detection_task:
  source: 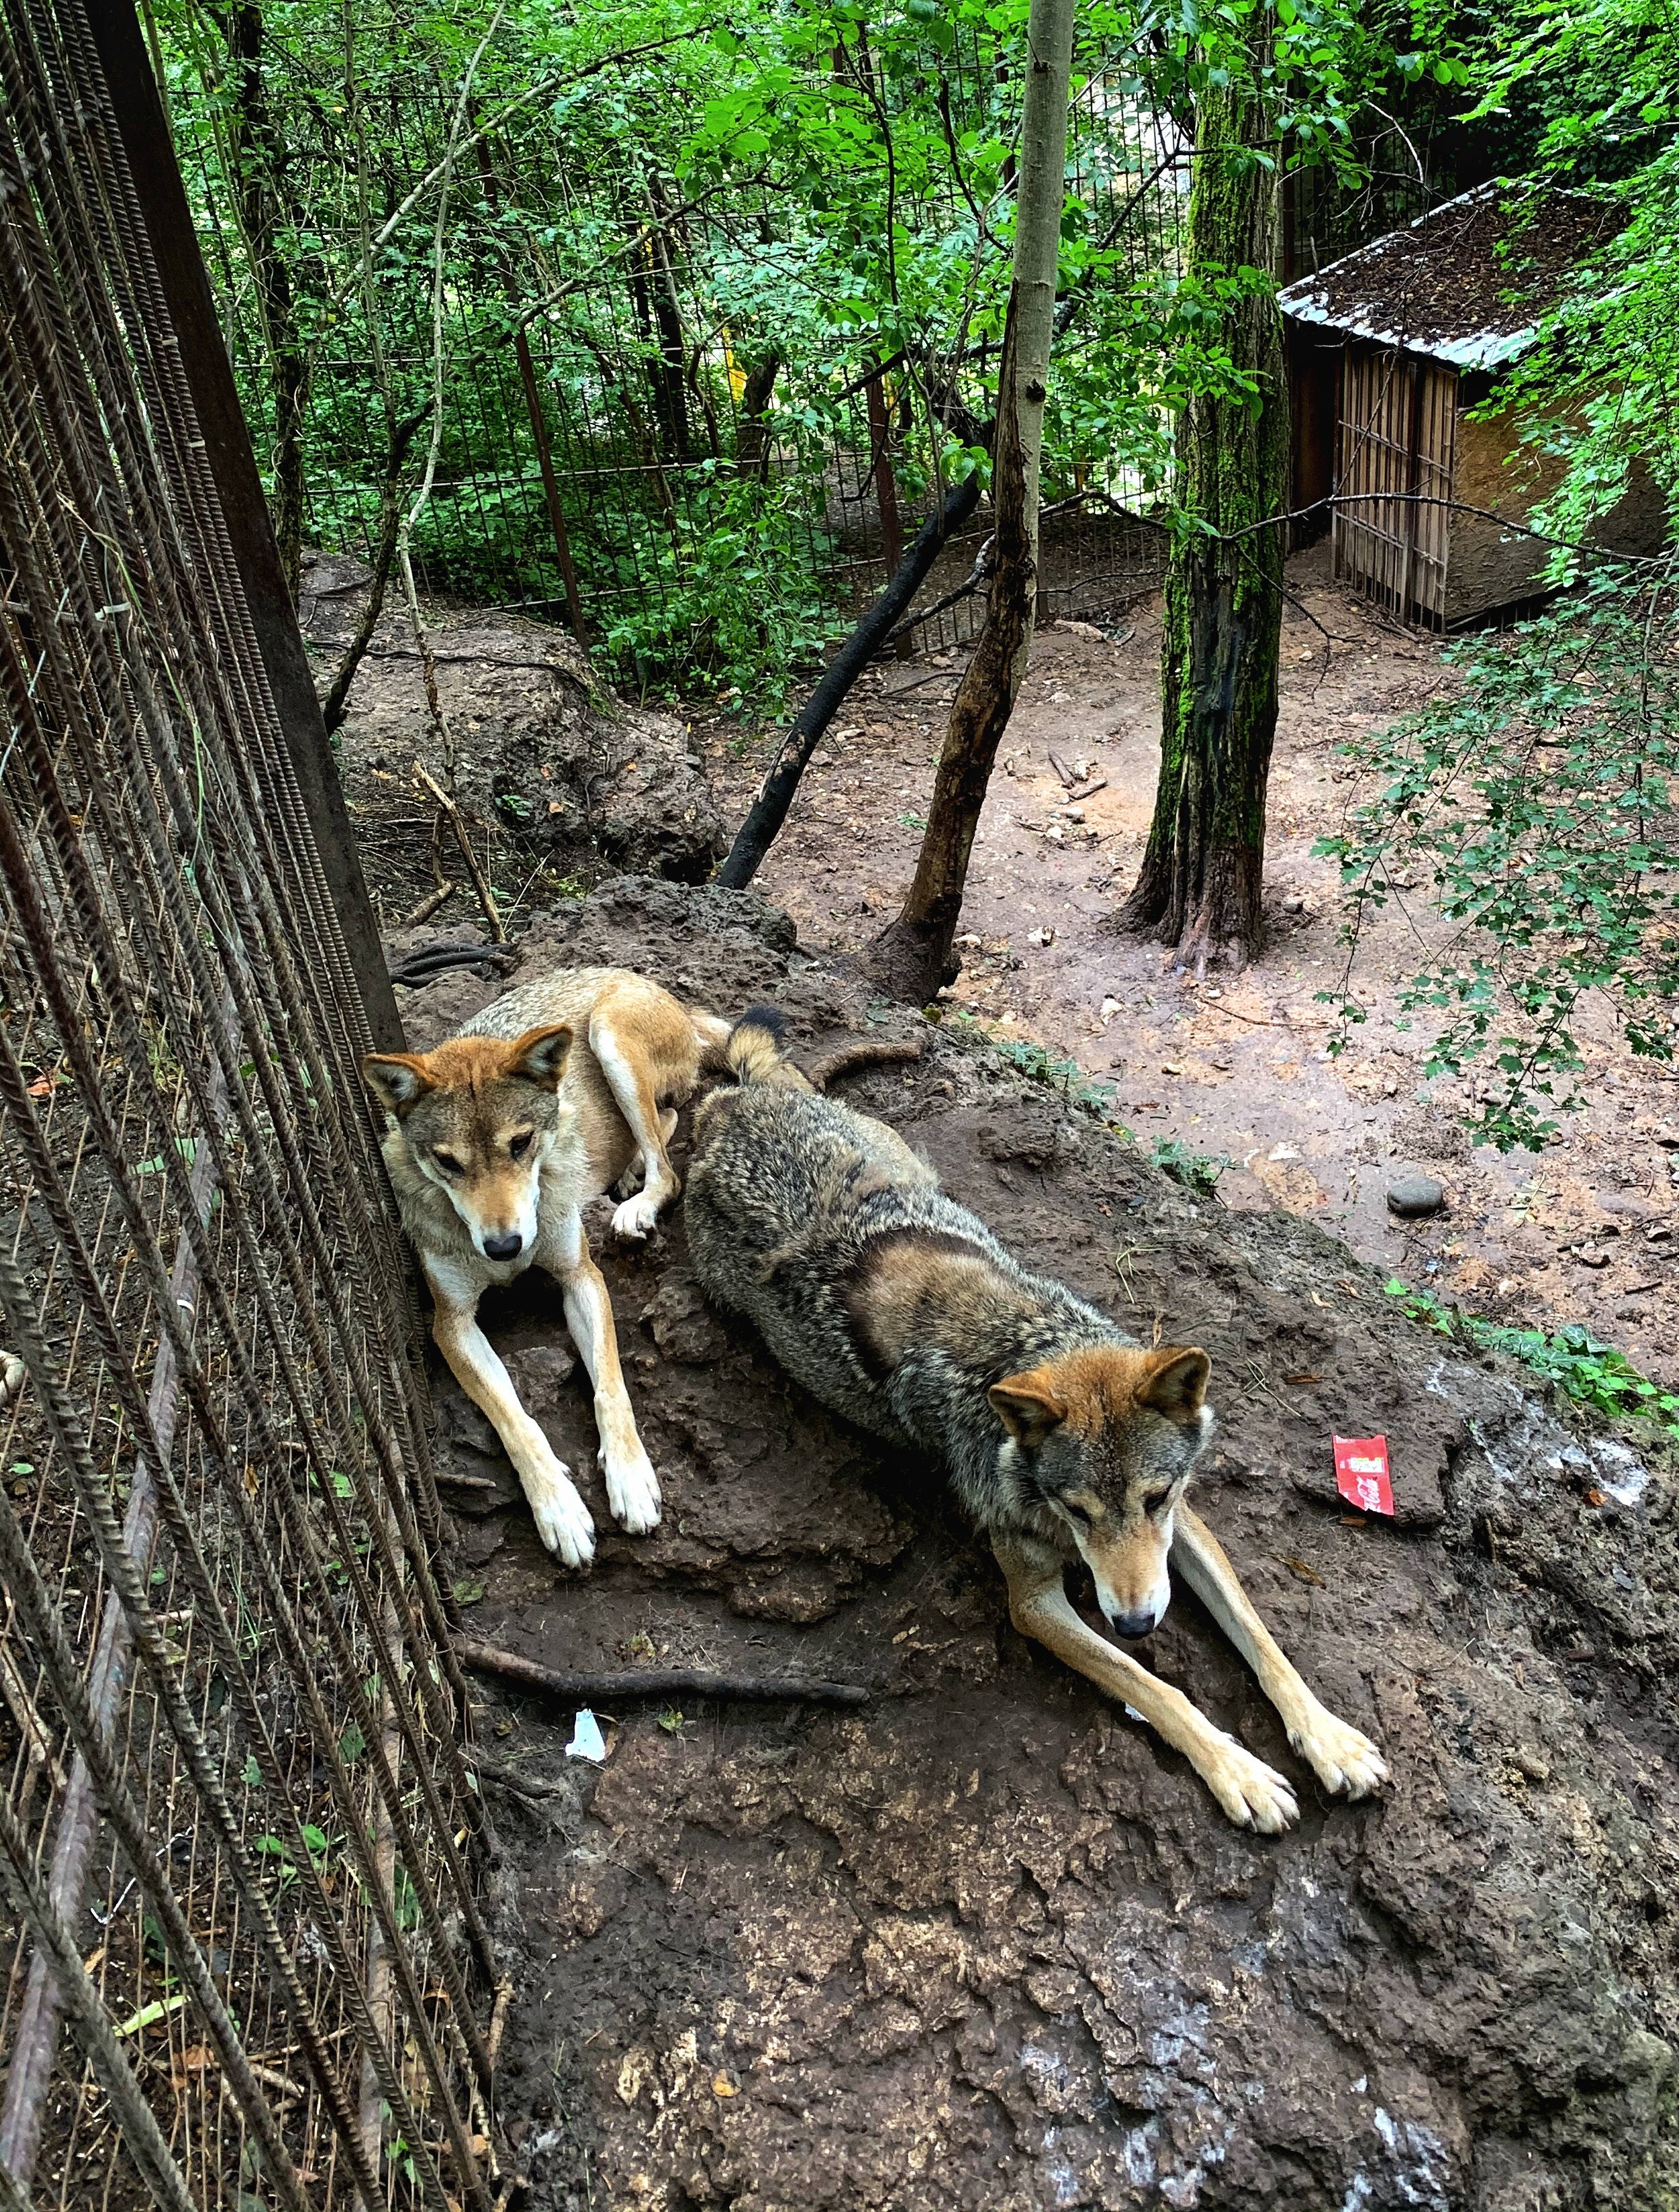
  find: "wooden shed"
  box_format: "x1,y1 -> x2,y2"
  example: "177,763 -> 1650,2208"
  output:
1279,185 -> 1664,628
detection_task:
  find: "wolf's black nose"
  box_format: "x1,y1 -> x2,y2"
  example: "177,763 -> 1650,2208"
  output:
1110,1608 -> 1158,1641
483,1232 -> 523,1261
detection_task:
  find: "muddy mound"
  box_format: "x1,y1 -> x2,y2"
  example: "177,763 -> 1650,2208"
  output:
395,885 -> 1679,2210
302,555 -> 725,885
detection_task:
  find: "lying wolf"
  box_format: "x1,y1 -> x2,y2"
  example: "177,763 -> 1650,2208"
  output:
683,1008 -> 1386,1832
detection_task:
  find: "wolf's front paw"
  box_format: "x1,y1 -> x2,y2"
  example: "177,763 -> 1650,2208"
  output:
602,1443 -> 662,1535
1200,1732 -> 1300,1834
611,1190 -> 661,1241
1289,1704 -> 1388,1799
524,1466 -> 596,1568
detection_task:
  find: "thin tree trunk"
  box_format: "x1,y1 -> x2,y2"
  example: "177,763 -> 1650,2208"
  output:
230,2 -> 308,606
1120,75 -> 1287,976
863,0 -> 1075,1004
734,348 -> 779,480
321,406 -> 426,734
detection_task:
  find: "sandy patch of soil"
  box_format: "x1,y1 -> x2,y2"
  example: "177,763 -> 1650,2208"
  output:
695,543 -> 1679,1390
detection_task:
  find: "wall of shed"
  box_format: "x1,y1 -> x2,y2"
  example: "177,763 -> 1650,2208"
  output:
1447,407 -> 1668,626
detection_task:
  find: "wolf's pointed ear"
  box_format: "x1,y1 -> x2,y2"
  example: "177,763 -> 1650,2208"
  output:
990,1370 -> 1068,1449
506,1023 -> 573,1090
1138,1347 -> 1210,1421
362,1052 -> 435,1117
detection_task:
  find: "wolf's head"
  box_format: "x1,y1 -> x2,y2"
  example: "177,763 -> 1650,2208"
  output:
990,1345 -> 1213,1637
362,1026 -> 572,1263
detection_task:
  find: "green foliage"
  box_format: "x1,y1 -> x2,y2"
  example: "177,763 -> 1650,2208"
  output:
1318,573 -> 1679,1151
1149,1135 -> 1229,1196
150,0 -> 1423,702
1386,1278 -> 1679,1441
1461,0 -> 1679,560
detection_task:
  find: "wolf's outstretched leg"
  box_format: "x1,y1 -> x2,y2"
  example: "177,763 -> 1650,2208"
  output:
555,1234 -> 662,1535
1171,1506 -> 1387,1799
425,1259 -> 595,1567
993,1532 -> 1299,1833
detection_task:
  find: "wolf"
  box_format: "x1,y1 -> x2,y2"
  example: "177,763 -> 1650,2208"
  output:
363,967 -> 728,1567
683,1009 -> 1387,1832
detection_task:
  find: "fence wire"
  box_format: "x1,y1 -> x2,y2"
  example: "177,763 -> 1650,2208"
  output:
0,4 -> 499,2208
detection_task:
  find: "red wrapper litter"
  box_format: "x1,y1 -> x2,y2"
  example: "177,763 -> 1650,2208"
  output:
1333,1435 -> 1394,1517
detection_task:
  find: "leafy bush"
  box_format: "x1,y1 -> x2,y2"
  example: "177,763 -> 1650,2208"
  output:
1318,573 -> 1679,1151
1387,1278 -> 1679,1441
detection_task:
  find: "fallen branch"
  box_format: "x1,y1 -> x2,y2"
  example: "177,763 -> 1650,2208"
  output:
454,1637 -> 870,1707
717,470 -> 984,889
399,880 -> 456,929
413,761 -> 505,943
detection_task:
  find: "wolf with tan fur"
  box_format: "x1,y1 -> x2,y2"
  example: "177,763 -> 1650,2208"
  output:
363,967 -> 728,1566
684,1008 -> 1388,1832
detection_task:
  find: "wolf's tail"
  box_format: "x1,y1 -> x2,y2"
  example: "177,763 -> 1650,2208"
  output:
722,1005 -> 812,1092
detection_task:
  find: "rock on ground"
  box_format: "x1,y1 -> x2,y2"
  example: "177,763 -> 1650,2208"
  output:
395,883 -> 1679,2212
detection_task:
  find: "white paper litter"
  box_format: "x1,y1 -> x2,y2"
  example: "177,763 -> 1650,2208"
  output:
565,1709 -> 606,1763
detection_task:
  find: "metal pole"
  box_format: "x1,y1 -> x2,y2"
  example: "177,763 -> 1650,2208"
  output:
81,0 -> 406,1053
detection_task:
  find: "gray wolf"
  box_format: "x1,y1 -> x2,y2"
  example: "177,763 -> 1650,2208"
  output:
683,1009 -> 1387,1832
364,966 -> 728,1567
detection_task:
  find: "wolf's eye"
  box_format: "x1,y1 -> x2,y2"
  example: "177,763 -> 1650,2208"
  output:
1141,1488 -> 1172,1514
432,1149 -> 463,1175
509,1131 -> 534,1161
1060,1500 -> 1092,1527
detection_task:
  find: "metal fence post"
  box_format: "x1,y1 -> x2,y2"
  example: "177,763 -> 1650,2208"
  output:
82,0 -> 407,1055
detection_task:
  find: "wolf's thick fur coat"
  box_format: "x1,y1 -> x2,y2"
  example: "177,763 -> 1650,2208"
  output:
685,1010 -> 1388,1833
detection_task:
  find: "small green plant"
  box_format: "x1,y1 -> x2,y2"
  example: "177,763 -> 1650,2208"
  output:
657,1706 -> 686,1735
937,1013 -> 1120,1120
1386,1280 -> 1679,1441
1149,1136 -> 1230,1199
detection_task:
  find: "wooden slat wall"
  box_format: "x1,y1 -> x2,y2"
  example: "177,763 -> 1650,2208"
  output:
1332,344 -> 1458,626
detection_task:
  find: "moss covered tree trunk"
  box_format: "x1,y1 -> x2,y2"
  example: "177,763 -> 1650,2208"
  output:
1120,76 -> 1286,975
863,0 -> 1075,1005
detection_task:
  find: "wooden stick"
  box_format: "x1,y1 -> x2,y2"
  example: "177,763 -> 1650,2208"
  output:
399,879 -> 456,928
413,759 -> 505,943
454,1637 -> 869,1706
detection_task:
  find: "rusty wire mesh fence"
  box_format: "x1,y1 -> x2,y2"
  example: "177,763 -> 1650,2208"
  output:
0,4 -> 503,2207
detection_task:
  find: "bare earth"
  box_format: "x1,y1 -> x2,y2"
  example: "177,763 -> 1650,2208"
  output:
702,541 -> 1679,1389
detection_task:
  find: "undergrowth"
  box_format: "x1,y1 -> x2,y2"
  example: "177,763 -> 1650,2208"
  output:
1387,1279 -> 1679,1443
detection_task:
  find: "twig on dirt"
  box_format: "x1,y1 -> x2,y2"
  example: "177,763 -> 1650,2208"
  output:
413,761 -> 505,943
433,1470 -> 500,1493
1067,777 -> 1107,801
487,1976 -> 516,2071
1199,1002 -> 1329,1031
807,1037 -> 924,1090
1047,749 -> 1077,788
463,1750 -> 572,1800
454,1637 -> 871,1706
401,881 -> 457,929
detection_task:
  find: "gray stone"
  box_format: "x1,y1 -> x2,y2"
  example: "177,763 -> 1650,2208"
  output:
1388,1173 -> 1445,1217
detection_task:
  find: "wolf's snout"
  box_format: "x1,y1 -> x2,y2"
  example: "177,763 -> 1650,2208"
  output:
1107,1602 -> 1164,1640
482,1231 -> 524,1261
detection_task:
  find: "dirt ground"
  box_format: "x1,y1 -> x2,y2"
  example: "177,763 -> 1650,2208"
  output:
315,557 -> 1679,2207
381,882 -> 1679,2212
310,542 -> 1679,1392
695,542 -> 1679,1392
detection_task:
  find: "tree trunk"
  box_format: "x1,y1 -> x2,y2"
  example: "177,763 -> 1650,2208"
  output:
863,0 -> 1075,1005
1120,75 -> 1287,976
230,2 -> 308,607
734,348 -> 779,480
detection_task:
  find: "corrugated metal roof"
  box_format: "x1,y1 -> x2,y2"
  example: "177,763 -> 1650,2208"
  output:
1279,182 -> 1615,371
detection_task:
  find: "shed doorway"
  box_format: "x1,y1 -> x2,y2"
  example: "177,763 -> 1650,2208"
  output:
1334,344 -> 1457,627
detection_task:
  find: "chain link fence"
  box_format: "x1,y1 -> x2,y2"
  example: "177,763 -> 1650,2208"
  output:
0,3 -> 502,2206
